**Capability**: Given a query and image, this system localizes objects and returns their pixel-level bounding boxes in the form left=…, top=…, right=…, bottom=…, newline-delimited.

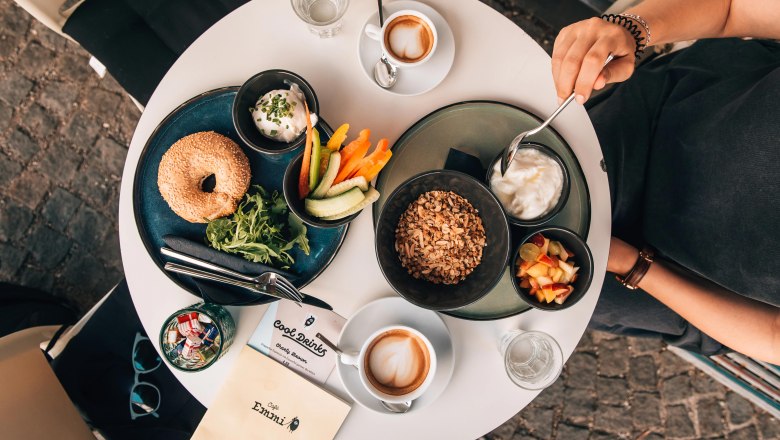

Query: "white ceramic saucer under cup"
left=336, top=296, right=455, bottom=414
left=357, top=1, right=456, bottom=96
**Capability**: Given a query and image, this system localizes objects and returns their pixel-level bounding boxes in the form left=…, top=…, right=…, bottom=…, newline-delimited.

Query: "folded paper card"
left=192, top=346, right=351, bottom=440
left=249, top=301, right=345, bottom=384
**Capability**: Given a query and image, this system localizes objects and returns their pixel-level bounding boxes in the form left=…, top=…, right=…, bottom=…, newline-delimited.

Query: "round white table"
left=118, top=0, right=611, bottom=438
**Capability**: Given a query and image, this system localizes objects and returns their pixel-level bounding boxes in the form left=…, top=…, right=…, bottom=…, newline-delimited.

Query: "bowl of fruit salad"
left=283, top=121, right=391, bottom=228
left=512, top=227, right=593, bottom=311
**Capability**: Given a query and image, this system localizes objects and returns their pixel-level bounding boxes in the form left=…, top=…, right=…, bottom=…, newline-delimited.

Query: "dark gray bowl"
left=486, top=142, right=570, bottom=227
left=511, top=226, right=593, bottom=311
left=232, top=69, right=319, bottom=155
left=375, top=170, right=511, bottom=311
left=283, top=151, right=362, bottom=229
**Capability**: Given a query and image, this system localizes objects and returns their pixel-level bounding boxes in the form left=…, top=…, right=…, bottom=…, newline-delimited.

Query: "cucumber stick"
left=325, top=176, right=369, bottom=198
left=308, top=128, right=321, bottom=190
left=321, top=187, right=380, bottom=221
left=305, top=187, right=365, bottom=218
left=310, top=152, right=341, bottom=199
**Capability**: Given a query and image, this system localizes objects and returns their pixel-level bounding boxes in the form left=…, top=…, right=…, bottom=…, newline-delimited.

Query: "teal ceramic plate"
left=133, top=87, right=348, bottom=302
left=374, top=101, right=590, bottom=320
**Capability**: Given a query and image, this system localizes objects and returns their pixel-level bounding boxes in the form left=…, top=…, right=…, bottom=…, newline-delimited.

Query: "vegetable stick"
left=298, top=104, right=313, bottom=199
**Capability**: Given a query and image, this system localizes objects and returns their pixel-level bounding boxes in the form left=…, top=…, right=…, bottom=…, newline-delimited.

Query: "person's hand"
left=607, top=236, right=639, bottom=276
left=552, top=17, right=638, bottom=104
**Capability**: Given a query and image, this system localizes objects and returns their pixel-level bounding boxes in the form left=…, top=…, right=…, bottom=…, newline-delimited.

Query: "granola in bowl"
left=394, top=191, right=486, bottom=284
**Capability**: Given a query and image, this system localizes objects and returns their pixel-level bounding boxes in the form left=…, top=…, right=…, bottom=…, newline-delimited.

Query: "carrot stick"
left=339, top=129, right=371, bottom=164
left=356, top=150, right=392, bottom=182
left=348, top=138, right=389, bottom=179
left=298, top=103, right=313, bottom=199
left=334, top=140, right=370, bottom=184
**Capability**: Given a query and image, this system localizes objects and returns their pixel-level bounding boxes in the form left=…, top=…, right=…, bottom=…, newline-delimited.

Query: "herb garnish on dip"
left=250, top=84, right=318, bottom=143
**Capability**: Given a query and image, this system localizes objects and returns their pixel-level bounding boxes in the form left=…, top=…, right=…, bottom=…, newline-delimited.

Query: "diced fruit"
left=513, top=232, right=581, bottom=306
left=536, top=276, right=553, bottom=287
left=542, top=286, right=555, bottom=303
left=320, top=187, right=380, bottom=221
left=325, top=176, right=369, bottom=198
left=310, top=152, right=341, bottom=199
left=536, top=253, right=558, bottom=268
left=519, top=243, right=541, bottom=262
left=553, top=286, right=574, bottom=304
left=558, top=260, right=574, bottom=275
left=304, top=187, right=364, bottom=218
left=529, top=233, right=545, bottom=247
left=551, top=268, right=563, bottom=283
left=551, top=283, right=569, bottom=296
left=548, top=240, right=561, bottom=256
left=526, top=263, right=549, bottom=278
left=517, top=260, right=533, bottom=277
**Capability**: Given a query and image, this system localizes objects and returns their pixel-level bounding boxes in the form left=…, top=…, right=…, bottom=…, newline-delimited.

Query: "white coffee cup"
left=365, top=10, right=438, bottom=68
left=340, top=325, right=437, bottom=404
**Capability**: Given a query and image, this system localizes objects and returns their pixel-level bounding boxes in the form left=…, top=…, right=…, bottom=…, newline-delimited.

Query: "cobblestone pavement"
left=0, top=0, right=776, bottom=438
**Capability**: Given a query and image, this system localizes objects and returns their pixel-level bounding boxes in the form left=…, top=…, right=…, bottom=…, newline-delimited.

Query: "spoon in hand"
left=373, top=0, right=398, bottom=88
left=500, top=54, right=614, bottom=175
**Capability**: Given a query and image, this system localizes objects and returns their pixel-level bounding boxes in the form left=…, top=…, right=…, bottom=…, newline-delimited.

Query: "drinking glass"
left=290, top=0, right=349, bottom=38
left=499, top=330, right=563, bottom=390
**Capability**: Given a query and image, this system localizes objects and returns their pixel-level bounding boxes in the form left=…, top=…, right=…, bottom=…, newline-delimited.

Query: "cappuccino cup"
left=365, top=10, right=438, bottom=67
left=340, top=325, right=436, bottom=404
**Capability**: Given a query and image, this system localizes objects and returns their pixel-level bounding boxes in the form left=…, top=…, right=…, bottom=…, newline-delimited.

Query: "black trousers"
left=586, top=39, right=780, bottom=355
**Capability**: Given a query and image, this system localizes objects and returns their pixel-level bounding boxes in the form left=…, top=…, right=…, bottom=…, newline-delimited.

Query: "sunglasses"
left=130, top=332, right=162, bottom=420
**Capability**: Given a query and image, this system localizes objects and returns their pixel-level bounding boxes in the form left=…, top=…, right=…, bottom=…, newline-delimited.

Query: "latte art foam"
left=364, top=329, right=431, bottom=396
left=384, top=15, right=434, bottom=63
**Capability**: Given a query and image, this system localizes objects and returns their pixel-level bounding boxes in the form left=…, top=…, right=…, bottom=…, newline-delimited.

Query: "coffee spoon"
left=317, top=333, right=412, bottom=414
left=500, top=54, right=614, bottom=175
left=373, top=0, right=398, bottom=89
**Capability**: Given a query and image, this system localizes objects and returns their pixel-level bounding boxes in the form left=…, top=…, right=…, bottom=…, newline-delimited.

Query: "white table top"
left=118, top=0, right=611, bottom=438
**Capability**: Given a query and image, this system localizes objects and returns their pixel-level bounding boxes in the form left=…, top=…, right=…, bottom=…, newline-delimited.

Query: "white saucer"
left=357, top=1, right=456, bottom=96
left=336, top=296, right=455, bottom=414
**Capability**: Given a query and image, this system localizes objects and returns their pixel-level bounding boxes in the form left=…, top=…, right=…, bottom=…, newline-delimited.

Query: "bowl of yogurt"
left=486, top=142, right=570, bottom=226
left=233, top=69, right=319, bottom=155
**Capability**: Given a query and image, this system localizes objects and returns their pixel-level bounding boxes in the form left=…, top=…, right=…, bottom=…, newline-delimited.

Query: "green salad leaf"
left=205, top=185, right=310, bottom=269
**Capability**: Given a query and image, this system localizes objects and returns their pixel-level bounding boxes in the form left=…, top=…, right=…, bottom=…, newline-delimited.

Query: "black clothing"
left=587, top=39, right=780, bottom=354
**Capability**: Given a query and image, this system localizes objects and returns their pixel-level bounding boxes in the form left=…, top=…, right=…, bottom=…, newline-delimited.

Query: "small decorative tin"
left=159, top=302, right=236, bottom=372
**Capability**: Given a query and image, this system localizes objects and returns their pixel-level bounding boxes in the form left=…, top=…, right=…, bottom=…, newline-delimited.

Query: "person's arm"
left=551, top=0, right=780, bottom=104
left=608, top=237, right=780, bottom=363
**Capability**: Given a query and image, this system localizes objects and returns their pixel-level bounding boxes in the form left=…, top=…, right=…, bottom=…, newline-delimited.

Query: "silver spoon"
left=317, top=333, right=412, bottom=414
left=373, top=0, right=398, bottom=89
left=380, top=399, right=413, bottom=413
left=500, top=54, right=614, bottom=175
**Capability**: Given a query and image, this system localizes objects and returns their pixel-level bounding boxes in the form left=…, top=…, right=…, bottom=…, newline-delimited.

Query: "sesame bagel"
left=157, top=131, right=251, bottom=223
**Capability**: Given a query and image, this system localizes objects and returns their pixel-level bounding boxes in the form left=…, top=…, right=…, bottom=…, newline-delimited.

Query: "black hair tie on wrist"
left=600, top=14, right=646, bottom=60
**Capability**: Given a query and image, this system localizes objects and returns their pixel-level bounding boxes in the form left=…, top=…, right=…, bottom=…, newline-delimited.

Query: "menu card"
left=192, top=346, right=351, bottom=440
left=248, top=301, right=346, bottom=384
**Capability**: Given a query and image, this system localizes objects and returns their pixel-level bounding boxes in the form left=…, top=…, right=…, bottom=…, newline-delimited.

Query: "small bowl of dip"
left=486, top=142, right=570, bottom=227
left=233, top=69, right=319, bottom=155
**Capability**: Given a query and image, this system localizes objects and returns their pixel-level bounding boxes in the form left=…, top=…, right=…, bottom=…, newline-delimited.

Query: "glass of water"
left=290, top=0, right=349, bottom=38
left=499, top=330, right=563, bottom=390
